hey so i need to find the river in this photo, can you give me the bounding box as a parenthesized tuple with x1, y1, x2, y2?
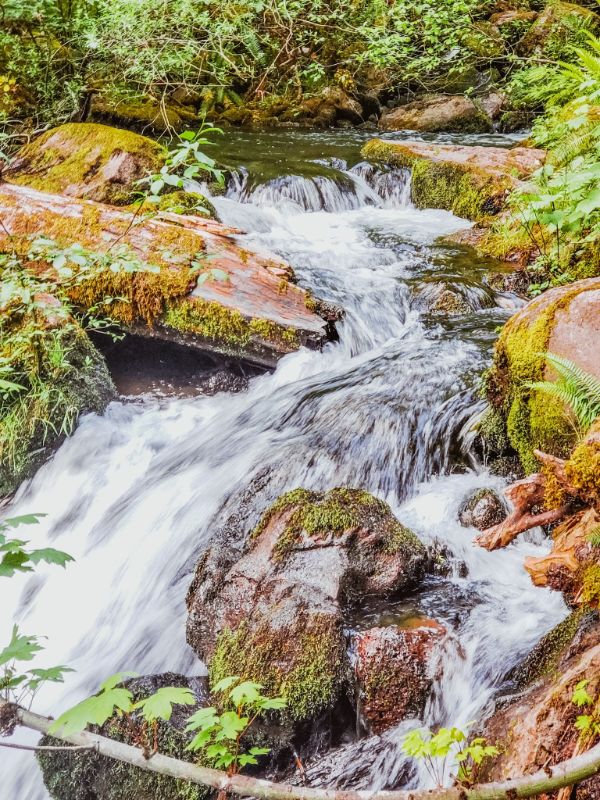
(1, 128, 567, 799)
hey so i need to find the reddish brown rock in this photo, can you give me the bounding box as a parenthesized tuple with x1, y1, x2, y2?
(0, 182, 332, 367)
(186, 488, 427, 724)
(353, 620, 446, 734)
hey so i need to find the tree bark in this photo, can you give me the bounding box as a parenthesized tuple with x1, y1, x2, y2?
(3, 699, 600, 800)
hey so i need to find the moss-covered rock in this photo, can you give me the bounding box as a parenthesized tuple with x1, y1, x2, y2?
(458, 488, 507, 530)
(186, 488, 427, 725)
(5, 123, 166, 205)
(0, 314, 115, 498)
(157, 190, 217, 220)
(37, 673, 209, 800)
(484, 278, 600, 472)
(91, 92, 199, 134)
(361, 139, 545, 222)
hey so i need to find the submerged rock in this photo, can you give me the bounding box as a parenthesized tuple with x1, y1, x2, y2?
(37, 673, 210, 800)
(353, 621, 446, 734)
(186, 488, 427, 724)
(362, 139, 545, 221)
(458, 488, 507, 531)
(484, 278, 600, 472)
(5, 122, 166, 205)
(379, 95, 493, 134)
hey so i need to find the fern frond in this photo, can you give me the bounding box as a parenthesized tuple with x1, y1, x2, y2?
(549, 124, 596, 166)
(573, 49, 600, 82)
(527, 352, 600, 431)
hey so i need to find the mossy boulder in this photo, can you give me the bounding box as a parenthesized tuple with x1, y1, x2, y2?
(515, 1, 600, 57)
(5, 123, 166, 205)
(484, 278, 600, 472)
(0, 311, 115, 498)
(280, 87, 364, 127)
(362, 139, 545, 221)
(186, 488, 427, 725)
(37, 673, 210, 800)
(91, 93, 199, 133)
(378, 94, 493, 134)
(353, 620, 446, 734)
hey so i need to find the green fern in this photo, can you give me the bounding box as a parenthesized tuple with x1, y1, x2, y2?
(587, 525, 600, 547)
(549, 123, 597, 167)
(527, 352, 600, 432)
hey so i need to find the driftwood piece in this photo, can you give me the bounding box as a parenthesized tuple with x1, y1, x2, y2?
(475, 472, 569, 550)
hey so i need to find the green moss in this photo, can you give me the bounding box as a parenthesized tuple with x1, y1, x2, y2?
(8, 122, 166, 204)
(164, 298, 300, 352)
(0, 320, 114, 497)
(158, 190, 217, 220)
(209, 615, 346, 722)
(581, 564, 600, 606)
(485, 287, 583, 471)
(251, 487, 424, 562)
(509, 608, 589, 688)
(566, 437, 600, 506)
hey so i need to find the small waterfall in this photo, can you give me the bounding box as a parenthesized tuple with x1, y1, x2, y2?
(1, 132, 567, 799)
(224, 161, 413, 213)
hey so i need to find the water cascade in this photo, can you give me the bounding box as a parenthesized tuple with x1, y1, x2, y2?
(1, 132, 567, 799)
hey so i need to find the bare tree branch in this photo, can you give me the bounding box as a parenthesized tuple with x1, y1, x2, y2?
(3, 699, 600, 800)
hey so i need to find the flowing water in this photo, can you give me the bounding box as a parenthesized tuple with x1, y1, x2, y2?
(1, 129, 567, 799)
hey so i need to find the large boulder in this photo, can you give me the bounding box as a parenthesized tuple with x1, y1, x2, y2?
(379, 95, 493, 134)
(484, 278, 600, 472)
(5, 123, 166, 205)
(37, 673, 210, 800)
(353, 620, 446, 734)
(0, 182, 333, 369)
(186, 488, 428, 723)
(362, 139, 545, 221)
(281, 87, 364, 127)
(91, 93, 200, 134)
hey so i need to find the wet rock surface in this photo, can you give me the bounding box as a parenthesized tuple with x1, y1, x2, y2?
(459, 488, 507, 531)
(186, 488, 428, 724)
(354, 620, 446, 734)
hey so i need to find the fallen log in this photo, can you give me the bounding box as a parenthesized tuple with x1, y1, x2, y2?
(0, 182, 333, 368)
(2, 699, 600, 800)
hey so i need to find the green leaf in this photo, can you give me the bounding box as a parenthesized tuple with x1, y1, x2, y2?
(185, 706, 219, 732)
(180, 131, 196, 141)
(230, 680, 262, 707)
(218, 710, 249, 740)
(211, 675, 239, 694)
(50, 684, 134, 736)
(29, 548, 74, 568)
(134, 686, 196, 722)
(0, 626, 44, 666)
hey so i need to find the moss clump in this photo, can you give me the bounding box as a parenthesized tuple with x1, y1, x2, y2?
(7, 122, 166, 205)
(581, 564, 600, 606)
(69, 264, 193, 327)
(565, 438, 600, 507)
(164, 298, 299, 351)
(252, 487, 423, 562)
(0, 319, 114, 497)
(209, 615, 346, 723)
(484, 286, 584, 472)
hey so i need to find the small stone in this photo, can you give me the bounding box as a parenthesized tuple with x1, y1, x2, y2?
(458, 488, 507, 530)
